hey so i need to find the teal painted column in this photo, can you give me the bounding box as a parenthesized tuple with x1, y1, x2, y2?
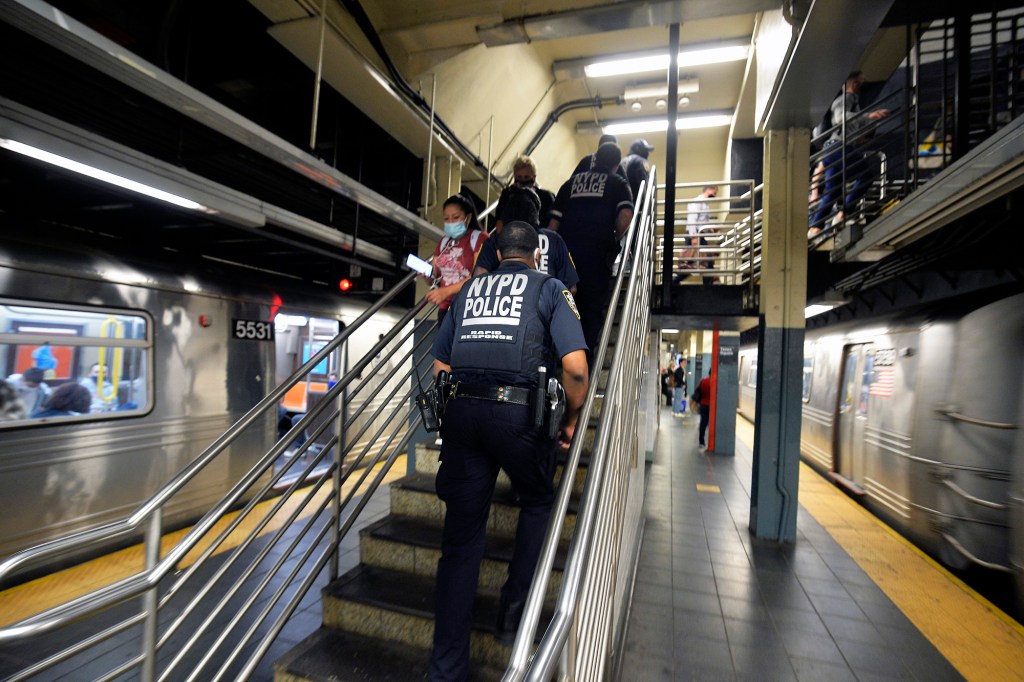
(749, 128, 809, 543)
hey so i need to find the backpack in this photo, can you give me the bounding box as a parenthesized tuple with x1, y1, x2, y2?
(811, 106, 832, 151)
(439, 229, 483, 253)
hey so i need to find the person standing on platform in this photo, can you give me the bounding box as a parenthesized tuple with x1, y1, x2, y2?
(547, 143, 633, 356)
(695, 373, 712, 448)
(808, 70, 890, 236)
(686, 185, 718, 284)
(429, 221, 588, 681)
(672, 361, 686, 417)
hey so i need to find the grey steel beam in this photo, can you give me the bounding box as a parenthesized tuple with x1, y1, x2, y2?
(0, 98, 397, 267)
(0, 0, 441, 242)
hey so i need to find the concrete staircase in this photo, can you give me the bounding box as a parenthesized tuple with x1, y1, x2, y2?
(273, 417, 596, 681)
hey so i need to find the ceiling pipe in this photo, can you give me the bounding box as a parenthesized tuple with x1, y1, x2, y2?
(523, 95, 624, 157)
(478, 0, 779, 46)
(339, 0, 502, 193)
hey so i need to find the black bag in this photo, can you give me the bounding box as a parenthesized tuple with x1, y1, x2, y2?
(691, 386, 701, 404)
(811, 108, 832, 152)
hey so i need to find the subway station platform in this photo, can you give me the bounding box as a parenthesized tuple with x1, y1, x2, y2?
(620, 408, 1024, 681)
(3, 417, 1024, 681)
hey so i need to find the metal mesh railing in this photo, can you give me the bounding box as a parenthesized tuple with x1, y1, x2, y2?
(807, 7, 1024, 249)
(653, 179, 760, 299)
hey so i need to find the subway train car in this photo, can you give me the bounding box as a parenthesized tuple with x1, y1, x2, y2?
(0, 237, 411, 569)
(738, 291, 1024, 602)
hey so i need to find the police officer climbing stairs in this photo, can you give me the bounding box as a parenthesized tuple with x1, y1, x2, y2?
(426, 221, 589, 681)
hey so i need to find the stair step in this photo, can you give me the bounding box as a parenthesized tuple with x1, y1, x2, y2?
(359, 514, 566, 598)
(322, 565, 548, 670)
(413, 445, 591, 496)
(391, 472, 582, 536)
(273, 627, 502, 681)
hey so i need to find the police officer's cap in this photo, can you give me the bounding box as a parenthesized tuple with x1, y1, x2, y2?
(630, 139, 655, 156)
(496, 221, 539, 258)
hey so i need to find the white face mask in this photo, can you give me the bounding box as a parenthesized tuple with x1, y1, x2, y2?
(443, 221, 467, 240)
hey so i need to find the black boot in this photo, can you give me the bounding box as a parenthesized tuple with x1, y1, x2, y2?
(495, 598, 525, 645)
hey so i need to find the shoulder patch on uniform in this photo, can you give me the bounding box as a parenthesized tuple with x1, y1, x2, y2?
(562, 289, 580, 319)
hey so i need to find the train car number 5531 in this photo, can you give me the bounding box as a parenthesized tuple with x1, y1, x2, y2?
(233, 318, 274, 341)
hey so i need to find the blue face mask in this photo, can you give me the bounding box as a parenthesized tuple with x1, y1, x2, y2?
(443, 221, 467, 240)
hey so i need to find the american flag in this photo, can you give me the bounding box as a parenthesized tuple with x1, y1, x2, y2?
(870, 367, 895, 397)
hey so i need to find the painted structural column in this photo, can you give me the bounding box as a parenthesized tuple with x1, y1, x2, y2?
(712, 332, 739, 456)
(749, 128, 809, 543)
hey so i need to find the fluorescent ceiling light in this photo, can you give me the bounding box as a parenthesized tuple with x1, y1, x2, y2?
(585, 54, 669, 78)
(624, 80, 699, 100)
(602, 114, 733, 135)
(662, 328, 680, 334)
(804, 304, 834, 318)
(678, 45, 749, 68)
(584, 44, 748, 78)
(804, 299, 849, 318)
(0, 138, 210, 212)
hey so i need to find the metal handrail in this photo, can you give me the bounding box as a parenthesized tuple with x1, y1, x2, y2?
(940, 532, 1014, 573)
(503, 168, 656, 681)
(935, 406, 1018, 430)
(653, 179, 759, 298)
(938, 479, 1009, 511)
(0, 269, 442, 681)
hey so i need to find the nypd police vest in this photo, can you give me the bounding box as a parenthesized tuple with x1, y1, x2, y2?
(448, 265, 553, 387)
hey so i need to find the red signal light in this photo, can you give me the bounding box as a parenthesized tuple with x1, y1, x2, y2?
(338, 278, 353, 291)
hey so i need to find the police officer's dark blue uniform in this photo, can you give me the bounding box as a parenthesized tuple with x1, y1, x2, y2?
(548, 142, 633, 357)
(429, 222, 589, 681)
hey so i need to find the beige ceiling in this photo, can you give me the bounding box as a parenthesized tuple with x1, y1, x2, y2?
(250, 1, 895, 202)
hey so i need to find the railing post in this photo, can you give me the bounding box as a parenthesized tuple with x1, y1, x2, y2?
(141, 507, 162, 682)
(331, 343, 349, 581)
(661, 23, 680, 307)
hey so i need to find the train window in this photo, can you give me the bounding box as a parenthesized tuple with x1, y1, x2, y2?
(0, 301, 151, 427)
(802, 356, 813, 401)
(858, 353, 874, 416)
(746, 359, 757, 387)
(841, 353, 857, 411)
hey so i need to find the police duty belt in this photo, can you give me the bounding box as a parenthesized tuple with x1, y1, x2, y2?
(453, 383, 532, 406)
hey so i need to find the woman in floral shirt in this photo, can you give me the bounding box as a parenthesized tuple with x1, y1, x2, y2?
(427, 194, 488, 321)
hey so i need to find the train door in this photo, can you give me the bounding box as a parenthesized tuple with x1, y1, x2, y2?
(836, 343, 872, 485)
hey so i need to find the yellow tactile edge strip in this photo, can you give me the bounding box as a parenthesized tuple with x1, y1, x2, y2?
(0, 455, 407, 628)
(735, 419, 1024, 682)
(797, 462, 1024, 682)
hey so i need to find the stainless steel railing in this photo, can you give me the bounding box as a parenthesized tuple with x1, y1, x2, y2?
(503, 168, 657, 681)
(653, 179, 760, 300)
(0, 272, 439, 681)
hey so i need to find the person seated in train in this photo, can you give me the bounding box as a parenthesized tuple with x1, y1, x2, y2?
(31, 382, 92, 418)
(6, 366, 51, 416)
(425, 194, 488, 323)
(115, 380, 139, 411)
(31, 342, 58, 378)
(78, 363, 115, 413)
(0, 379, 28, 421)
